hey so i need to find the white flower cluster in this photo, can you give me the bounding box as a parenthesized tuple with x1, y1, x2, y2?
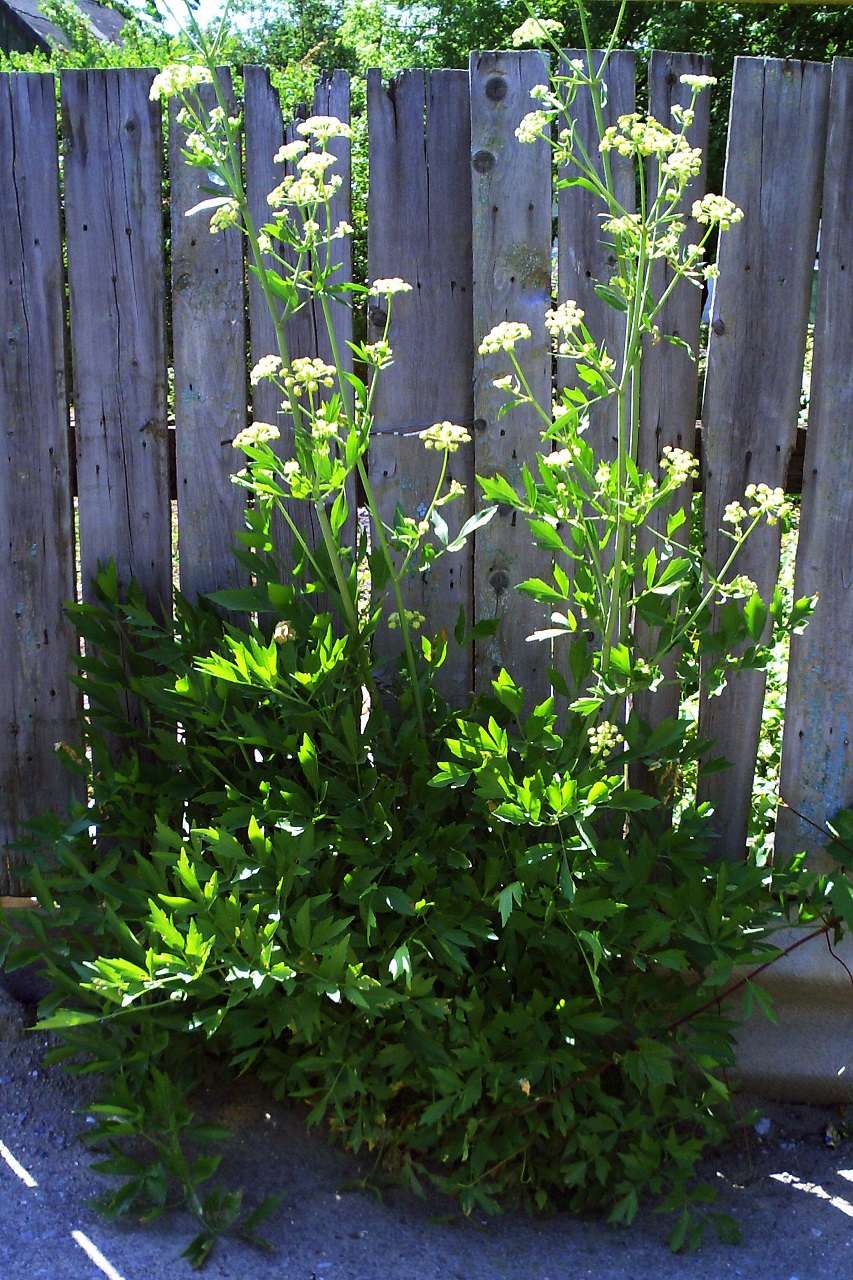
(282, 357, 336, 396)
(510, 16, 564, 47)
(691, 194, 744, 231)
(600, 113, 680, 159)
(297, 115, 353, 141)
(478, 321, 532, 354)
(679, 74, 717, 92)
(515, 110, 551, 144)
(545, 301, 585, 353)
(745, 482, 791, 526)
(232, 421, 280, 450)
(371, 277, 413, 296)
(659, 445, 699, 487)
(149, 64, 212, 102)
(250, 355, 284, 386)
(419, 421, 471, 453)
(273, 620, 294, 645)
(542, 445, 581, 468)
(724, 483, 791, 529)
(587, 721, 624, 757)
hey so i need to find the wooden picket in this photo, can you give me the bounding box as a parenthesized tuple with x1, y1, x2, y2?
(776, 58, 853, 865)
(170, 72, 248, 609)
(0, 51, 851, 891)
(698, 56, 830, 857)
(470, 49, 552, 704)
(0, 73, 78, 890)
(367, 67, 474, 702)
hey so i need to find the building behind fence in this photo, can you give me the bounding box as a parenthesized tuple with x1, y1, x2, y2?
(1, 53, 852, 905)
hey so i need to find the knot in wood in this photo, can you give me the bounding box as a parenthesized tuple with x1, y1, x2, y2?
(712, 318, 725, 335)
(489, 569, 510, 593)
(370, 308, 387, 328)
(484, 76, 508, 102)
(473, 417, 487, 433)
(472, 149, 496, 174)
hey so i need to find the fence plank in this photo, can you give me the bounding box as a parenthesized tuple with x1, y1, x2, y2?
(170, 73, 247, 607)
(0, 73, 77, 892)
(244, 68, 354, 579)
(698, 57, 830, 858)
(62, 69, 171, 618)
(633, 52, 711, 741)
(776, 58, 853, 864)
(367, 68, 474, 702)
(557, 50, 635, 464)
(471, 50, 552, 705)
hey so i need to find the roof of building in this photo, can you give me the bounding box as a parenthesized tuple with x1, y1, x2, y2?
(2, 0, 126, 51)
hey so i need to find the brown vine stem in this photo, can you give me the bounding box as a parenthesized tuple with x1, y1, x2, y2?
(497, 917, 841, 1122)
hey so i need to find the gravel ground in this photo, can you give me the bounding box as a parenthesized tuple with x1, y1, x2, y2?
(1, 986, 852, 1280)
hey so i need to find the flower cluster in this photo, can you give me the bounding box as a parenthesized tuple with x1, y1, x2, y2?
(478, 322, 532, 354)
(388, 609, 426, 631)
(296, 115, 353, 142)
(419, 421, 471, 453)
(232, 422, 280, 450)
(542, 445, 581, 469)
(745, 482, 791, 526)
(587, 722, 624, 757)
(659, 446, 699, 487)
(545, 301, 585, 353)
(209, 199, 240, 234)
(149, 64, 212, 102)
(691, 194, 744, 231)
(272, 620, 294, 645)
(600, 114, 680, 159)
(679, 74, 717, 92)
(268, 168, 343, 208)
(511, 17, 564, 47)
(516, 111, 551, 144)
(282, 358, 336, 397)
(363, 339, 393, 368)
(250, 355, 283, 386)
(371, 277, 413, 296)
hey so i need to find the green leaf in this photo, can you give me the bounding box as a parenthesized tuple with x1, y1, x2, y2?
(496, 881, 523, 926)
(743, 593, 768, 642)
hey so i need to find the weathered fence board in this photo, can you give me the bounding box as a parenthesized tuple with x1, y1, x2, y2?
(557, 50, 635, 464)
(1, 52, 852, 893)
(367, 68, 474, 701)
(698, 57, 830, 858)
(0, 73, 77, 893)
(633, 52, 711, 741)
(61, 69, 171, 619)
(776, 58, 853, 864)
(470, 49, 552, 704)
(170, 73, 248, 607)
(244, 68, 354, 573)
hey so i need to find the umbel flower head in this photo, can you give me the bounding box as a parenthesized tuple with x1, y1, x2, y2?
(149, 64, 212, 102)
(420, 421, 471, 453)
(479, 321, 532, 354)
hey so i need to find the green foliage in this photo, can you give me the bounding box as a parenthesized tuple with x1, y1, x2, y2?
(6, 558, 836, 1256)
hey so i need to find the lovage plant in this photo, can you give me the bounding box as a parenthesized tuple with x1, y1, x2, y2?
(5, 0, 852, 1265)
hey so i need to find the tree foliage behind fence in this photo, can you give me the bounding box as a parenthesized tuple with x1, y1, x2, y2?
(1, 53, 851, 892)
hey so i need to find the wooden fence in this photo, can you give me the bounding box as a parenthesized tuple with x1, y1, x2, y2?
(1, 52, 851, 893)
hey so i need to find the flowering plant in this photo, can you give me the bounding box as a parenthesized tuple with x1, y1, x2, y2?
(7, 0, 849, 1266)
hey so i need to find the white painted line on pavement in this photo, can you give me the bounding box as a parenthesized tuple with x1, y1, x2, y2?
(0, 1138, 38, 1187)
(771, 1170, 853, 1218)
(72, 1230, 128, 1280)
